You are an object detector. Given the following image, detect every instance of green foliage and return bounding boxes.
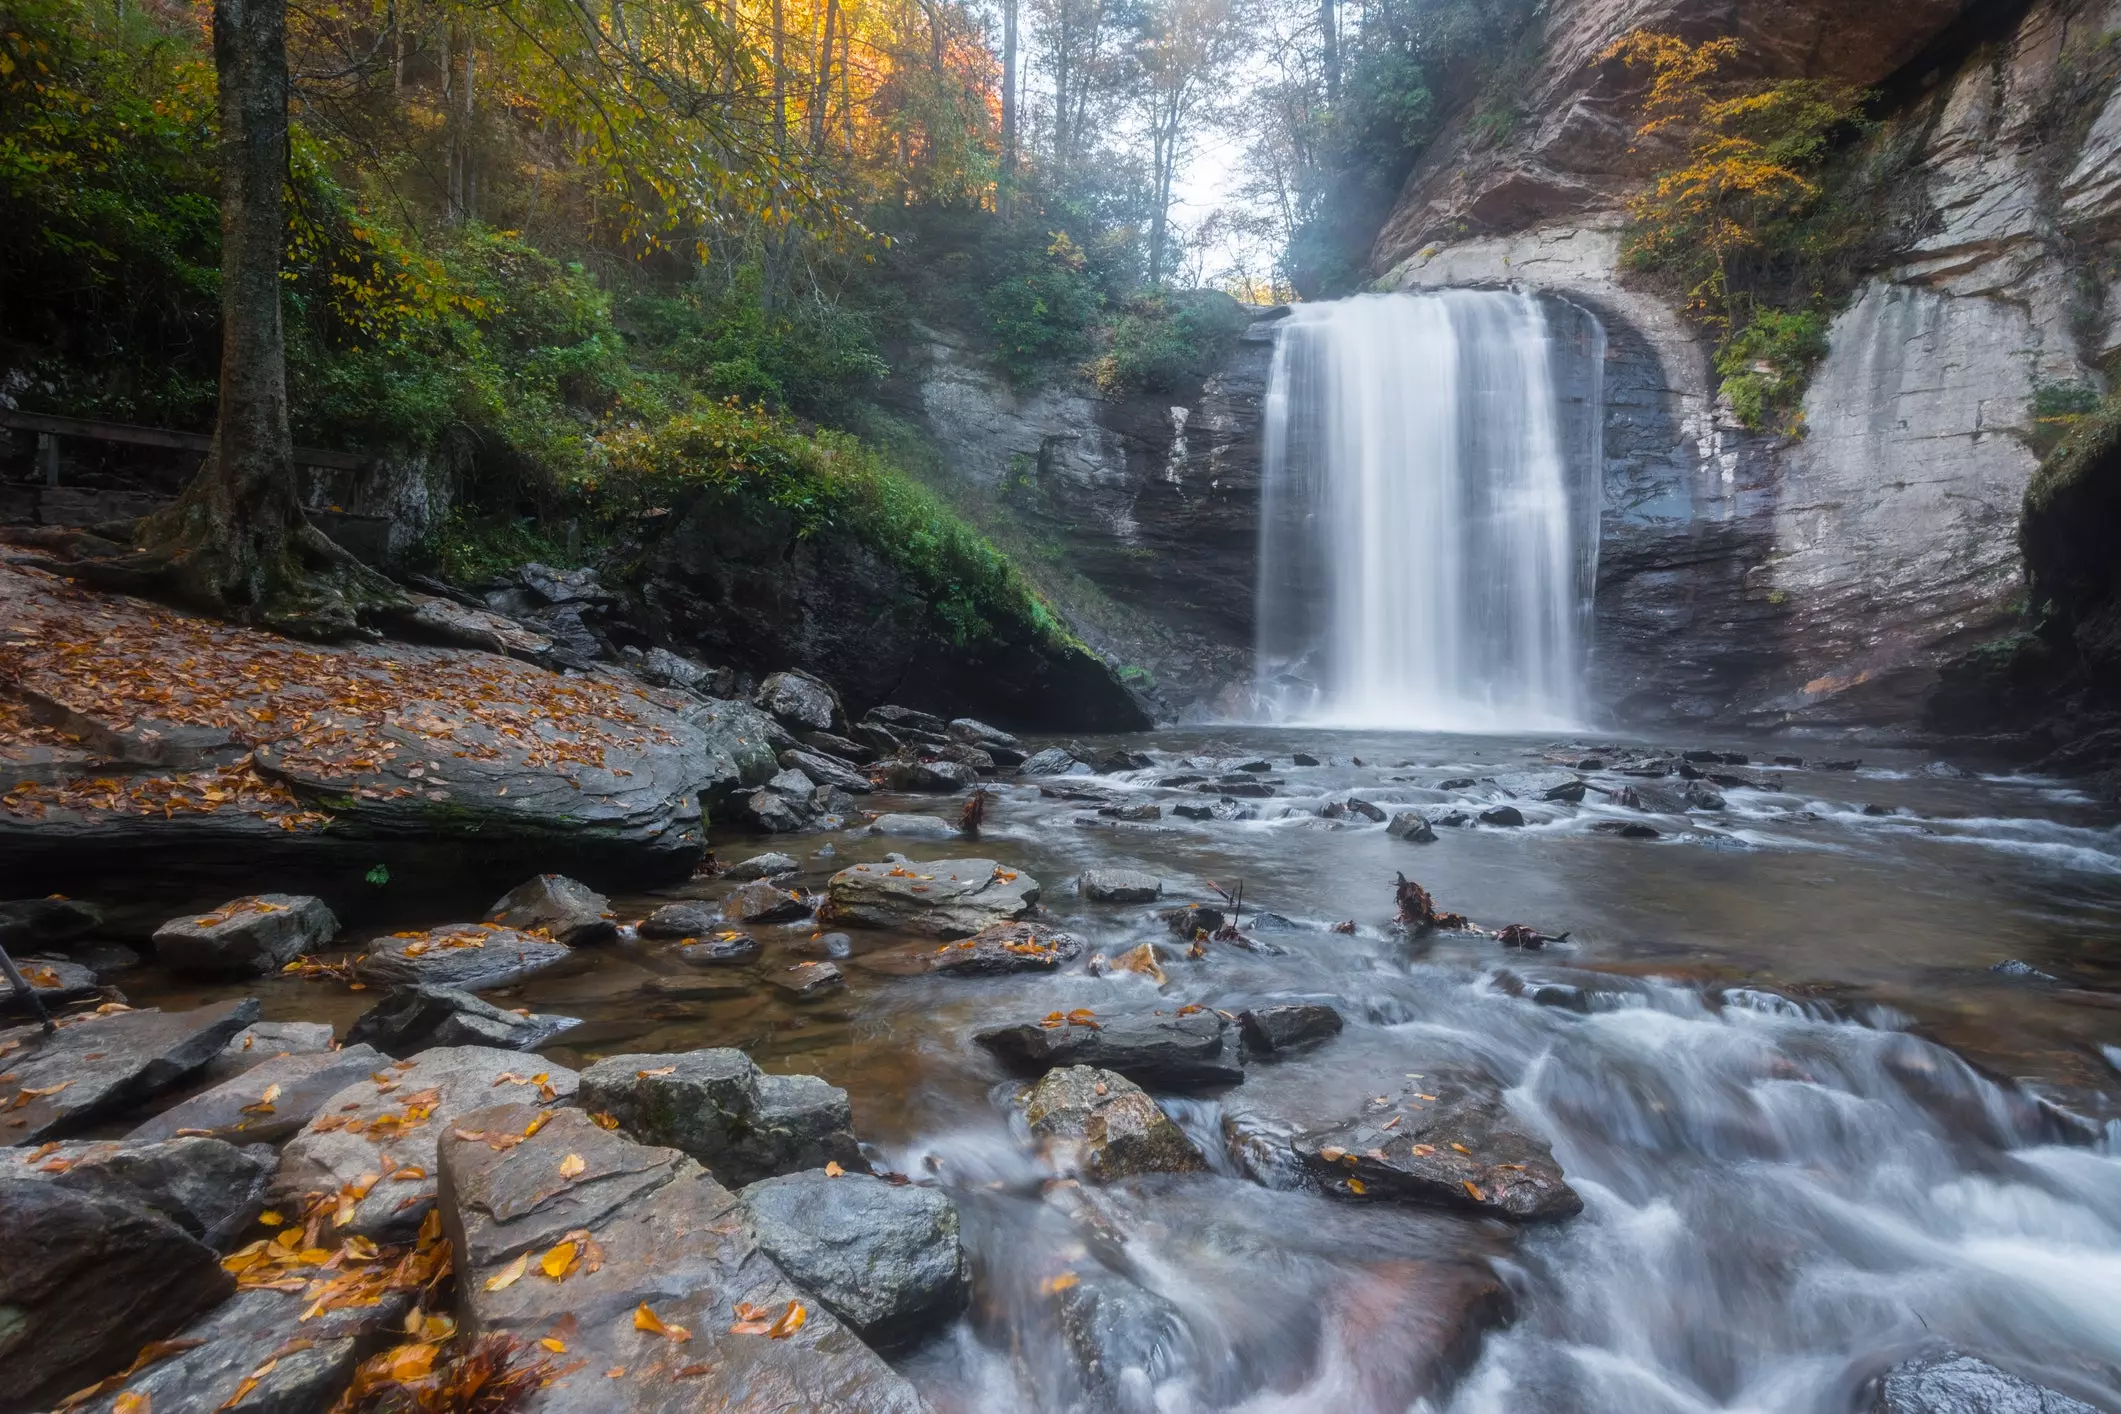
[628,262,887,414]
[983,229,1106,383]
[419,512,583,585]
[1089,289,1249,395]
[597,404,1078,650]
[1713,308,1829,433]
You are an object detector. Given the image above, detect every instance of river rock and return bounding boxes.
[3,1134,274,1250]
[977,1009,1244,1089]
[640,900,720,938]
[930,920,1085,976]
[1683,782,1727,811]
[782,747,874,795]
[877,757,980,792]
[1078,869,1163,904]
[1294,1077,1581,1221]
[1163,903,1225,938]
[820,857,1041,938]
[129,1043,386,1147]
[1870,1350,2099,1413]
[1021,746,1081,775]
[868,703,948,736]
[865,811,962,839]
[438,1103,926,1414]
[203,1019,337,1084]
[770,960,846,998]
[0,998,259,1144]
[1592,820,1661,839]
[358,922,576,990]
[6,954,99,1006]
[756,669,844,733]
[0,895,103,950]
[676,934,762,967]
[0,1177,234,1410]
[346,985,578,1055]
[151,893,339,976]
[486,873,617,946]
[1025,1065,1206,1181]
[800,729,874,763]
[1388,811,1439,843]
[1477,805,1526,827]
[1052,1268,1197,1403]
[577,1049,862,1187]
[723,878,814,924]
[727,850,802,879]
[271,1046,579,1241]
[740,1170,971,1347]
[1238,1003,1344,1058]
[71,1283,416,1414]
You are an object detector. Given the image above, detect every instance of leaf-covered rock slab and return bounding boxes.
[358,922,577,991]
[1294,1077,1582,1222]
[819,857,1040,938]
[271,1045,578,1241]
[438,1102,927,1414]
[0,998,259,1145]
[151,892,339,976]
[127,1043,388,1146]
[977,1009,1243,1090]
[929,920,1085,976]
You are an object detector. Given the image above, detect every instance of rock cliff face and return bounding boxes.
[910,320,1274,721]
[1375,0,2120,733]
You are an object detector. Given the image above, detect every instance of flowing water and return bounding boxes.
[1255,292,1601,731]
[140,732,2121,1412]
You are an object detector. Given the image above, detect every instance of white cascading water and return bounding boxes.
[1255,289,1599,730]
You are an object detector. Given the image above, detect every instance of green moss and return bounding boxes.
[2022,384,2121,610]
[1714,308,1830,433]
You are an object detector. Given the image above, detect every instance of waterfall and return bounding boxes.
[1254,289,1602,730]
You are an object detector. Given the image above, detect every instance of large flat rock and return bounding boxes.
[819,858,1041,938]
[127,1043,387,1146]
[438,1102,928,1413]
[2,1134,273,1249]
[0,999,259,1145]
[358,923,578,990]
[578,1049,862,1188]
[151,892,338,976]
[740,1170,970,1347]
[272,1046,579,1241]
[977,1009,1244,1089]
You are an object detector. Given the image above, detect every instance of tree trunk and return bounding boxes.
[770,0,787,145]
[1000,0,1018,211]
[1321,0,1338,104]
[810,0,838,152]
[1053,0,1070,168]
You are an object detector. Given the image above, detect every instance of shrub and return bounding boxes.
[1714,308,1829,433]
[983,230,1104,383]
[1089,289,1250,395]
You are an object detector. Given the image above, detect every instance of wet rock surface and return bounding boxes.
[1870,1351,2100,1413]
[486,873,616,946]
[0,998,259,1144]
[1295,1076,1582,1222]
[439,1102,927,1413]
[358,922,577,991]
[741,1169,971,1346]
[722,877,815,924]
[1025,1065,1206,1181]
[3,1134,274,1248]
[0,1176,233,1409]
[272,1045,579,1240]
[1078,868,1163,903]
[203,1019,337,1084]
[978,1009,1245,1089]
[820,857,1041,937]
[346,985,579,1055]
[929,920,1086,975]
[151,892,339,976]
[577,1048,862,1187]
[128,1042,387,1146]
[1238,1002,1344,1058]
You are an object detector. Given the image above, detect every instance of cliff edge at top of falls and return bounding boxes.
[1359,0,2121,761]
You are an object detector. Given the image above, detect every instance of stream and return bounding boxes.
[136,729,2121,1412]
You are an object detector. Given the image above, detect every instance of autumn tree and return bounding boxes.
[1136,0,1248,285]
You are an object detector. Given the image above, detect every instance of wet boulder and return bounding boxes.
[726,850,801,879]
[1238,1003,1344,1058]
[1052,1268,1197,1402]
[770,959,846,999]
[977,1009,1244,1090]
[130,1043,387,1147]
[820,858,1041,938]
[1024,1065,1205,1182]
[1162,903,1225,938]
[865,811,962,839]
[71,1283,415,1414]
[1078,869,1162,904]
[0,895,103,950]
[1021,746,1082,776]
[877,757,980,792]
[868,704,949,738]
[0,1178,233,1410]
[803,729,876,763]
[781,747,874,795]
[1870,1350,2098,1413]
[1683,782,1727,811]
[1387,811,1438,843]
[5,954,99,1007]
[723,877,814,925]
[346,985,578,1056]
[745,767,824,833]
[3,1135,273,1250]
[930,921,1085,976]
[676,933,762,967]
[1591,820,1661,839]
[577,1048,862,1187]
[1294,1077,1581,1221]
[486,873,617,946]
[0,998,259,1144]
[151,893,339,976]
[358,922,576,991]
[1477,805,1526,827]
[756,669,845,733]
[438,1103,926,1414]
[639,900,721,939]
[271,1046,578,1241]
[203,1019,337,1084]
[741,1170,971,1347]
